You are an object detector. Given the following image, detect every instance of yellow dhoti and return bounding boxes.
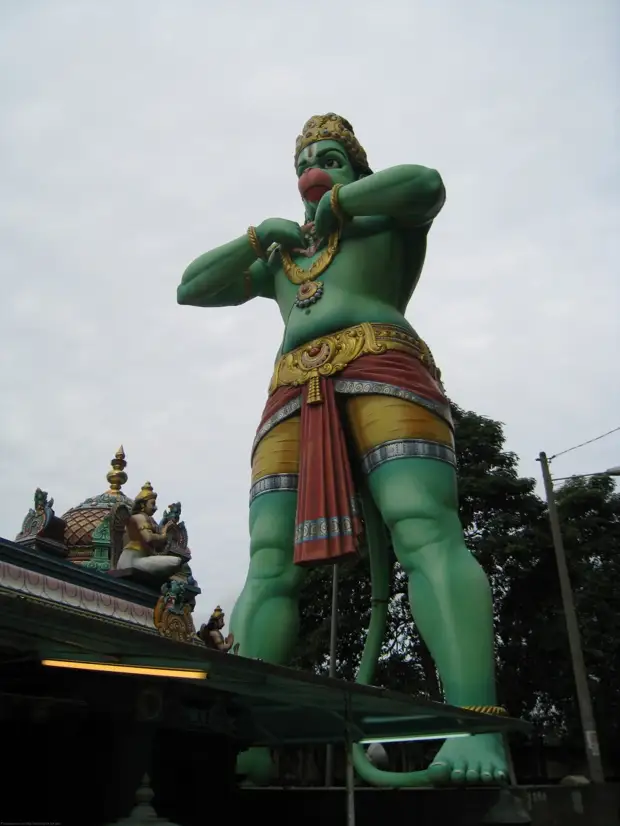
[252,394,454,485]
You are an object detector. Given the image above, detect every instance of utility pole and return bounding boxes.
[325,563,339,786]
[538,451,605,783]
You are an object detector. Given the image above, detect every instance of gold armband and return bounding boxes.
[247,226,267,261]
[461,705,508,716]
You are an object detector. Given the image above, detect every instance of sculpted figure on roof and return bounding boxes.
[118,482,182,580]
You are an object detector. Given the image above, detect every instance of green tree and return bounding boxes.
[501,474,620,761]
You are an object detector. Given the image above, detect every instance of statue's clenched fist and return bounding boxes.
[256,218,304,251]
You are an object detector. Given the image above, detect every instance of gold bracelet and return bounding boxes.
[247,226,267,261]
[461,705,508,716]
[330,184,350,226]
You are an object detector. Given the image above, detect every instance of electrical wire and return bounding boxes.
[550,426,620,461]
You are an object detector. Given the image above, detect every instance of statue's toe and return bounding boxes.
[450,767,467,784]
[480,768,494,784]
[466,763,481,783]
[428,760,452,784]
[494,768,508,784]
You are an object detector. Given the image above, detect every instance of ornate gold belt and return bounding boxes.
[269,322,439,404]
[123,541,144,552]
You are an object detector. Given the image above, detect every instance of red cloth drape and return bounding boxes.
[253,350,450,567]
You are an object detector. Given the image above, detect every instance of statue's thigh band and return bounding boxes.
[249,393,455,505]
[345,394,456,474]
[250,416,300,505]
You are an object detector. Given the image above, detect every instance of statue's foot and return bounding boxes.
[236,746,275,786]
[428,733,509,786]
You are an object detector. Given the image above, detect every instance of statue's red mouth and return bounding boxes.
[298,168,333,202]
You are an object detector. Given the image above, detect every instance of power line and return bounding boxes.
[550,426,620,461]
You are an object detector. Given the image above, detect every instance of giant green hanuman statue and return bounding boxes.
[178,114,508,787]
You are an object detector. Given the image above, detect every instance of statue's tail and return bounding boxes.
[351,485,431,787]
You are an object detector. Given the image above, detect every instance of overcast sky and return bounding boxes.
[1,1,618,628]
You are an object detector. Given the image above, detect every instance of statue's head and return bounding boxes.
[132,481,158,516]
[294,113,372,222]
[208,605,225,630]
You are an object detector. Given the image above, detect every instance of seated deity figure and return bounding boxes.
[117,482,183,579]
[177,113,509,786]
[198,606,237,652]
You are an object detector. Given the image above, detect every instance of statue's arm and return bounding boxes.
[338,165,445,227]
[209,630,233,651]
[177,234,275,308]
[133,514,166,549]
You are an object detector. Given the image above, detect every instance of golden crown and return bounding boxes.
[294,113,372,175]
[134,481,157,503]
[210,605,224,620]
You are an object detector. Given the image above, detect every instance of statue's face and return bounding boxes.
[145,497,157,516]
[296,140,357,221]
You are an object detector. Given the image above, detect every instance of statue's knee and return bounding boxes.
[384,495,461,558]
[380,485,449,532]
[391,516,453,559]
[250,498,295,549]
[248,545,304,593]
[249,515,301,591]
[250,515,292,559]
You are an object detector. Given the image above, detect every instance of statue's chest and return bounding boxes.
[275,232,392,309]
[129,515,159,538]
[146,516,161,533]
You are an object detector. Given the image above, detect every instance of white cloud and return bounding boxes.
[0,0,618,625]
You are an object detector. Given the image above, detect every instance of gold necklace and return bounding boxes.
[280,231,340,285]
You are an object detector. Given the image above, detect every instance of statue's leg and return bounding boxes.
[230,490,304,661]
[133,555,182,578]
[230,415,304,784]
[347,395,507,785]
[230,414,305,661]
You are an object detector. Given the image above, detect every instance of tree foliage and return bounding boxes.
[292,404,620,763]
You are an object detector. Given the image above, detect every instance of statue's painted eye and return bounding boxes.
[324,158,340,169]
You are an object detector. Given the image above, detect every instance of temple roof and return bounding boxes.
[13,447,197,594]
[0,584,531,747]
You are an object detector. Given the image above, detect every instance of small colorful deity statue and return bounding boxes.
[153,579,197,643]
[117,482,182,580]
[159,501,196,583]
[178,114,508,786]
[15,488,55,541]
[15,487,66,549]
[161,501,182,527]
[159,501,189,556]
[198,606,237,653]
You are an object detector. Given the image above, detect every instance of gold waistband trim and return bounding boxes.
[123,542,144,552]
[269,323,439,405]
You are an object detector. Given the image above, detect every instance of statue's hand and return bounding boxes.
[257,218,304,251]
[314,189,340,239]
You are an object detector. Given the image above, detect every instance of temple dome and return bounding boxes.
[60,447,133,569]
[62,492,132,552]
